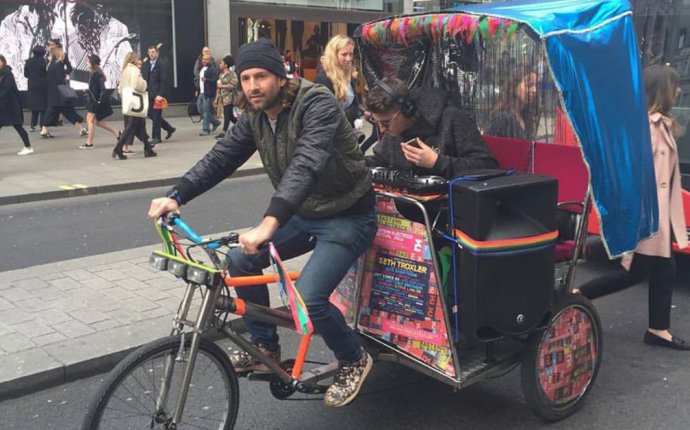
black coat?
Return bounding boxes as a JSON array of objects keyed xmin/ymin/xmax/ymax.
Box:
[
  {"xmin": 24, "ymin": 56, "xmax": 48, "ymax": 111},
  {"xmin": 366, "ymin": 88, "xmax": 498, "ymax": 177},
  {"xmin": 86, "ymin": 72, "xmax": 105, "ymax": 112},
  {"xmin": 0, "ymin": 66, "xmax": 24, "ymax": 126},
  {"xmin": 142, "ymin": 57, "xmax": 171, "ymax": 99},
  {"xmin": 201, "ymin": 63, "xmax": 219, "ymax": 98},
  {"xmin": 314, "ymin": 69, "xmax": 360, "ymax": 126},
  {"xmin": 46, "ymin": 60, "xmax": 70, "ymax": 108}
]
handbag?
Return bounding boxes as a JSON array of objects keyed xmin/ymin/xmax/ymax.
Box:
[
  {"xmin": 57, "ymin": 84, "xmax": 78, "ymax": 103},
  {"xmin": 121, "ymin": 87, "xmax": 149, "ymax": 118},
  {"xmin": 153, "ymin": 97, "xmax": 169, "ymax": 110},
  {"xmin": 187, "ymin": 98, "xmax": 202, "ymax": 123},
  {"xmin": 89, "ymin": 89, "xmax": 114, "ymax": 121}
]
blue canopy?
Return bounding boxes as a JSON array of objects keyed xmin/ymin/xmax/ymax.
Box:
[{"xmin": 450, "ymin": 0, "xmax": 658, "ymax": 257}]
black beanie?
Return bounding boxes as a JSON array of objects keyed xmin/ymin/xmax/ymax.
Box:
[{"xmin": 235, "ymin": 39, "xmax": 286, "ymax": 79}]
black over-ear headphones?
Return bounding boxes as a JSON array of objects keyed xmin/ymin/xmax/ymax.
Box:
[{"xmin": 375, "ymin": 80, "xmax": 417, "ymax": 118}]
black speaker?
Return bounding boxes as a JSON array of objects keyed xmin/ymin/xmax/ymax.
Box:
[{"xmin": 450, "ymin": 172, "xmax": 558, "ymax": 346}]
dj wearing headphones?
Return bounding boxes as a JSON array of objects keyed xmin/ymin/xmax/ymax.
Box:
[{"xmin": 364, "ymin": 76, "xmax": 497, "ymax": 177}]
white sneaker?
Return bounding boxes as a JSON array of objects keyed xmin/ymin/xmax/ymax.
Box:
[{"xmin": 17, "ymin": 147, "xmax": 34, "ymax": 156}]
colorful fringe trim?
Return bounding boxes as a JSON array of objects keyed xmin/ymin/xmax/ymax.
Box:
[
  {"xmin": 269, "ymin": 243, "xmax": 314, "ymax": 335},
  {"xmin": 360, "ymin": 13, "xmax": 519, "ymax": 47},
  {"xmin": 453, "ymin": 229, "xmax": 558, "ymax": 256}
]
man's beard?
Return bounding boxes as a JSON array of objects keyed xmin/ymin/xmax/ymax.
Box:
[{"xmin": 247, "ymin": 89, "xmax": 281, "ymax": 112}]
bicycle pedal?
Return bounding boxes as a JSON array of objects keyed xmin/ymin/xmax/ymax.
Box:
[
  {"xmin": 296, "ymin": 383, "xmax": 329, "ymax": 395},
  {"xmin": 246, "ymin": 372, "xmax": 273, "ymax": 382}
]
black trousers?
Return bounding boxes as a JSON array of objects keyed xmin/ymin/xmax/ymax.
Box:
[
  {"xmin": 115, "ymin": 116, "xmax": 151, "ymax": 153},
  {"xmin": 0, "ymin": 125, "xmax": 31, "ymax": 148},
  {"xmin": 148, "ymin": 101, "xmax": 173, "ymax": 140},
  {"xmin": 579, "ymin": 253, "xmax": 676, "ymax": 330},
  {"xmin": 122, "ymin": 116, "xmax": 149, "ymax": 146},
  {"xmin": 222, "ymin": 104, "xmax": 237, "ymax": 131},
  {"xmin": 43, "ymin": 105, "xmax": 83, "ymax": 127},
  {"xmin": 30, "ymin": 110, "xmax": 44, "ymax": 128}
]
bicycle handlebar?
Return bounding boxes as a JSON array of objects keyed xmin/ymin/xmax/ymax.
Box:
[{"xmin": 163, "ymin": 213, "xmax": 238, "ymax": 250}]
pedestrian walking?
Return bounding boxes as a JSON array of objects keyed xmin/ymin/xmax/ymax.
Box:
[
  {"xmin": 80, "ymin": 54, "xmax": 118, "ymax": 149},
  {"xmin": 113, "ymin": 52, "xmax": 156, "ymax": 160},
  {"xmin": 578, "ymin": 65, "xmax": 690, "ymax": 350},
  {"xmin": 142, "ymin": 45, "xmax": 175, "ymax": 145},
  {"xmin": 193, "ymin": 46, "xmax": 213, "ymax": 93},
  {"xmin": 0, "ymin": 55, "xmax": 33, "ymax": 155},
  {"xmin": 41, "ymin": 45, "xmax": 87, "ymax": 139},
  {"xmin": 215, "ymin": 54, "xmax": 238, "ymax": 139},
  {"xmin": 197, "ymin": 53, "xmax": 220, "ymax": 136},
  {"xmin": 24, "ymin": 45, "xmax": 47, "ymax": 132}
]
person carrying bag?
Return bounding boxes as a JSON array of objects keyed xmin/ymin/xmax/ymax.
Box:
[
  {"xmin": 112, "ymin": 52, "xmax": 156, "ymax": 160},
  {"xmin": 80, "ymin": 55, "xmax": 118, "ymax": 149}
]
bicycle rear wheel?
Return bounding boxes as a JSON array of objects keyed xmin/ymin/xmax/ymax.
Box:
[{"xmin": 82, "ymin": 335, "xmax": 239, "ymax": 430}]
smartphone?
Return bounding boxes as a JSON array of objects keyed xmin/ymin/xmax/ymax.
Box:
[{"xmin": 403, "ymin": 138, "xmax": 420, "ymax": 148}]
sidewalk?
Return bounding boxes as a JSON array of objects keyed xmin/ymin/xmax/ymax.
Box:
[
  {"xmin": 0, "ymin": 116, "xmax": 265, "ymax": 205},
  {"xmin": 0, "ymin": 115, "xmax": 274, "ymax": 400},
  {"xmin": 0, "ymin": 238, "xmax": 309, "ymax": 400}
]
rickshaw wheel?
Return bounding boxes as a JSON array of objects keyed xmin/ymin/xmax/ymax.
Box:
[
  {"xmin": 269, "ymin": 359, "xmax": 296, "ymax": 400},
  {"xmin": 521, "ymin": 293, "xmax": 602, "ymax": 421}
]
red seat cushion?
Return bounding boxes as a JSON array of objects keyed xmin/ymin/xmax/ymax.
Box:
[{"xmin": 484, "ymin": 135, "xmax": 531, "ymax": 172}]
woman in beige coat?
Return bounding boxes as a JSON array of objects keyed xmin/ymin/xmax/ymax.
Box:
[
  {"xmin": 113, "ymin": 52, "xmax": 156, "ymax": 159},
  {"xmin": 580, "ymin": 65, "xmax": 689, "ymax": 350}
]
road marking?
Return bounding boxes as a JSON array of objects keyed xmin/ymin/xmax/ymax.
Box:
[
  {"xmin": 59, "ymin": 185, "xmax": 75, "ymax": 191},
  {"xmin": 73, "ymin": 184, "xmax": 88, "ymax": 189}
]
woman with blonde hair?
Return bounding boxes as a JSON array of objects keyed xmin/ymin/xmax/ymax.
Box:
[
  {"xmin": 112, "ymin": 52, "xmax": 156, "ymax": 159},
  {"xmin": 315, "ymin": 34, "xmax": 360, "ymax": 125},
  {"xmin": 41, "ymin": 44, "xmax": 87, "ymax": 139}
]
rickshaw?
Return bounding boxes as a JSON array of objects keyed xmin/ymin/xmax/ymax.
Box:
[{"xmin": 82, "ymin": 0, "xmax": 659, "ymax": 428}]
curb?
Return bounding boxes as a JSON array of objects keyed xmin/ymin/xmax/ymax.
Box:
[
  {"xmin": 0, "ymin": 318, "xmax": 248, "ymax": 401},
  {"xmin": 0, "ymin": 167, "xmax": 265, "ymax": 207}
]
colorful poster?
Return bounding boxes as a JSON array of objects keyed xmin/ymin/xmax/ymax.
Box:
[
  {"xmin": 357, "ymin": 196, "xmax": 456, "ymax": 377},
  {"xmin": 370, "ymin": 253, "xmax": 430, "ymax": 320},
  {"xmin": 537, "ymin": 307, "xmax": 597, "ymax": 404}
]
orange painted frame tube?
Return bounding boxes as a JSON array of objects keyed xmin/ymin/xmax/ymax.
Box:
[
  {"xmin": 224, "ymin": 272, "xmax": 300, "ymax": 287},
  {"xmin": 291, "ymin": 334, "xmax": 312, "ymax": 378}
]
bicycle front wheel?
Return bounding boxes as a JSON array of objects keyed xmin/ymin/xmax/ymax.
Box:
[{"xmin": 83, "ymin": 335, "xmax": 239, "ymax": 430}]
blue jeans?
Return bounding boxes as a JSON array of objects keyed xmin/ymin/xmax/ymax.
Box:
[
  {"xmin": 226, "ymin": 210, "xmax": 377, "ymax": 364},
  {"xmin": 197, "ymin": 93, "xmax": 220, "ymax": 133}
]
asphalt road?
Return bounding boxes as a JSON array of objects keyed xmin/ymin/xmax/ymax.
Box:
[
  {"xmin": 3, "ymin": 176, "xmax": 690, "ymax": 429},
  {"xmin": 1, "ymin": 273, "xmax": 690, "ymax": 429},
  {"xmin": 0, "ymin": 176, "xmax": 275, "ymax": 272}
]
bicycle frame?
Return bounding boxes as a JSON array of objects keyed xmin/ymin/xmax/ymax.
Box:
[{"xmin": 149, "ymin": 216, "xmax": 337, "ymax": 426}]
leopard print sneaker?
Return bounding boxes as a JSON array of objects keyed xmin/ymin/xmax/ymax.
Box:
[
  {"xmin": 323, "ymin": 350, "xmax": 373, "ymax": 407},
  {"xmin": 230, "ymin": 343, "xmax": 281, "ymax": 373}
]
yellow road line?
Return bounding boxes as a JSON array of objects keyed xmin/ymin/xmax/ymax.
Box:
[{"xmin": 58, "ymin": 185, "xmax": 75, "ymax": 191}]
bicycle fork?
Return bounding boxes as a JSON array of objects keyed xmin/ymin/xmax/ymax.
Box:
[{"xmin": 152, "ymin": 282, "xmax": 223, "ymax": 427}]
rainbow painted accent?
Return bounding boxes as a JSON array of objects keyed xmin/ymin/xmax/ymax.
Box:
[
  {"xmin": 269, "ymin": 243, "xmax": 314, "ymax": 335},
  {"xmin": 453, "ymin": 229, "xmax": 558, "ymax": 256},
  {"xmin": 360, "ymin": 13, "xmax": 519, "ymax": 47}
]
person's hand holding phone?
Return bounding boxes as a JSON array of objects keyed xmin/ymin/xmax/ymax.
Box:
[{"xmin": 400, "ymin": 137, "xmax": 438, "ymax": 168}]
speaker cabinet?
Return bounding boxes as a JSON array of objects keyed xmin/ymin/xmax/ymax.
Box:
[{"xmin": 450, "ymin": 172, "xmax": 558, "ymax": 345}]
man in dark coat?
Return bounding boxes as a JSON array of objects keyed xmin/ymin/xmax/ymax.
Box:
[
  {"xmin": 196, "ymin": 53, "xmax": 221, "ymax": 135},
  {"xmin": 24, "ymin": 46, "xmax": 48, "ymax": 132},
  {"xmin": 0, "ymin": 56, "xmax": 33, "ymax": 154},
  {"xmin": 148, "ymin": 40, "xmax": 376, "ymax": 408},
  {"xmin": 142, "ymin": 45, "xmax": 175, "ymax": 144},
  {"xmin": 365, "ymin": 76, "xmax": 498, "ymax": 178}
]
